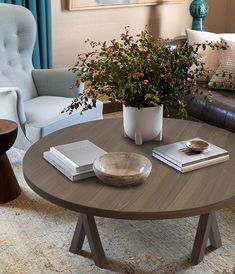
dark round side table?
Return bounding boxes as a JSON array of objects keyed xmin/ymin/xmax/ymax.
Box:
[{"xmin": 0, "ymin": 119, "xmax": 21, "ymax": 203}]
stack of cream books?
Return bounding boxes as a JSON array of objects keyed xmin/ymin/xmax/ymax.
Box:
[
  {"xmin": 152, "ymin": 138, "xmax": 229, "ymax": 173},
  {"xmin": 43, "ymin": 140, "xmax": 106, "ymax": 181}
]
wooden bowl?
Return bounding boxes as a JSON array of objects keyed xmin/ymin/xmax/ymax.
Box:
[{"xmin": 93, "ymin": 152, "xmax": 152, "ymax": 187}]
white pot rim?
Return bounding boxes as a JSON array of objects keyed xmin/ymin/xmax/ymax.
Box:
[{"xmin": 123, "ymin": 104, "xmax": 163, "ymax": 109}]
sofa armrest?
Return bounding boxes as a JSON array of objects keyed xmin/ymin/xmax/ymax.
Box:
[
  {"xmin": 32, "ymin": 68, "xmax": 84, "ymax": 98},
  {"xmin": 165, "ymin": 35, "xmax": 187, "ymax": 50},
  {"xmin": 0, "ymin": 87, "xmax": 26, "ymax": 125}
]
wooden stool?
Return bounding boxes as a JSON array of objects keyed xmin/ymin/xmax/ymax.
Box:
[{"xmin": 0, "ymin": 119, "xmax": 21, "ymax": 203}]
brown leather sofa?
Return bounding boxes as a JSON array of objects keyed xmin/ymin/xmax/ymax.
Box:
[
  {"xmin": 169, "ymin": 37, "xmax": 235, "ymax": 133},
  {"xmin": 185, "ymin": 88, "xmax": 235, "ymax": 133}
]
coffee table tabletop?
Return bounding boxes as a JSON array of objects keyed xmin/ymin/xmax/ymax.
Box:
[{"xmin": 23, "ymin": 118, "xmax": 235, "ymax": 268}]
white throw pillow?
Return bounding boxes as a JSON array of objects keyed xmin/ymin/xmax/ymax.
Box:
[
  {"xmin": 220, "ymin": 33, "xmax": 235, "ymax": 42},
  {"xmin": 186, "ymin": 29, "xmax": 220, "ymax": 77},
  {"xmin": 209, "ymin": 38, "xmax": 235, "ymax": 90}
]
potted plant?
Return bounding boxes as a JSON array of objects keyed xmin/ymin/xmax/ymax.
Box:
[{"xmin": 64, "ymin": 27, "xmax": 227, "ymax": 145}]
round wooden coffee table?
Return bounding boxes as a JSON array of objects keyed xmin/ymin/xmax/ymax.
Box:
[
  {"xmin": 23, "ymin": 118, "xmax": 235, "ymax": 268},
  {"xmin": 0, "ymin": 119, "xmax": 21, "ymax": 203}
]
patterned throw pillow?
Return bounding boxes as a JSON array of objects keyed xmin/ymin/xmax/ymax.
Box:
[{"xmin": 209, "ymin": 39, "xmax": 235, "ymax": 90}]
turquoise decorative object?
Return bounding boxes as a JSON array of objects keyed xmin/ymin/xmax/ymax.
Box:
[{"xmin": 190, "ymin": 0, "xmax": 208, "ymax": 31}]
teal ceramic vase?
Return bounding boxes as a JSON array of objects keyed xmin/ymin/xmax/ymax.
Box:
[{"xmin": 190, "ymin": 0, "xmax": 208, "ymax": 31}]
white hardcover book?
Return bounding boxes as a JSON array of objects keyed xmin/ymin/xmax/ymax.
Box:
[
  {"xmin": 152, "ymin": 152, "xmax": 229, "ymax": 173},
  {"xmin": 152, "ymin": 138, "xmax": 229, "ymax": 169},
  {"xmin": 50, "ymin": 140, "xmax": 107, "ymax": 173},
  {"xmin": 43, "ymin": 151, "xmax": 95, "ymax": 181}
]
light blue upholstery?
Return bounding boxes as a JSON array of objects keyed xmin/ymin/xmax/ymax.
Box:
[
  {"xmin": 0, "ymin": 4, "xmax": 37, "ymax": 101},
  {"xmin": 0, "ymin": 0, "xmax": 53, "ymax": 69},
  {"xmin": 24, "ymin": 96, "xmax": 103, "ymax": 143},
  {"xmin": 0, "ymin": 4, "xmax": 103, "ymax": 150}
]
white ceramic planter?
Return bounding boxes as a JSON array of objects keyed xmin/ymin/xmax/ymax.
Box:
[{"xmin": 123, "ymin": 105, "xmax": 163, "ymax": 145}]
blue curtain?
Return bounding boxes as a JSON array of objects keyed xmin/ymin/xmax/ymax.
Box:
[{"xmin": 0, "ymin": 0, "xmax": 52, "ymax": 69}]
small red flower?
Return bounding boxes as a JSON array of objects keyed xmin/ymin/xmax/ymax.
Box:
[
  {"xmin": 142, "ymin": 79, "xmax": 149, "ymax": 85},
  {"xmin": 108, "ymin": 52, "xmax": 113, "ymax": 59},
  {"xmin": 135, "ymin": 72, "xmax": 145, "ymax": 78},
  {"xmin": 118, "ymin": 99, "xmax": 126, "ymax": 104},
  {"xmin": 146, "ymin": 53, "xmax": 151, "ymax": 61}
]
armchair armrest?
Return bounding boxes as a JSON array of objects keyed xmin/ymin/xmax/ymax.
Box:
[
  {"xmin": 32, "ymin": 68, "xmax": 84, "ymax": 98},
  {"xmin": 0, "ymin": 87, "xmax": 32, "ymax": 150},
  {"xmin": 0, "ymin": 87, "xmax": 26, "ymax": 125}
]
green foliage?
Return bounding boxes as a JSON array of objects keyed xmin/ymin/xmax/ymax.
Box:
[{"xmin": 64, "ymin": 27, "xmax": 228, "ymax": 118}]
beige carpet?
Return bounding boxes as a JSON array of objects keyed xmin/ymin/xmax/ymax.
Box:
[{"xmin": 0, "ymin": 148, "xmax": 234, "ymax": 274}]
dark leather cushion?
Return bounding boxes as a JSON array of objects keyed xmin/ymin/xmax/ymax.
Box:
[{"xmin": 186, "ymin": 88, "xmax": 235, "ymax": 132}]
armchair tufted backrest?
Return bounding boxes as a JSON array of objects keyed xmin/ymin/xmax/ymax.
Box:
[{"xmin": 0, "ymin": 4, "xmax": 38, "ymax": 101}]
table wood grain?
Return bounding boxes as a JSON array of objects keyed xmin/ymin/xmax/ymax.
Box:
[
  {"xmin": 0, "ymin": 119, "xmax": 17, "ymax": 136},
  {"xmin": 23, "ymin": 118, "xmax": 235, "ymax": 220}
]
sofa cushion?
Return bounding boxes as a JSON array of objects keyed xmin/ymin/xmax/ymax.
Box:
[
  {"xmin": 220, "ymin": 34, "xmax": 235, "ymax": 42},
  {"xmin": 24, "ymin": 96, "xmax": 103, "ymax": 142},
  {"xmin": 186, "ymin": 29, "xmax": 220, "ymax": 78},
  {"xmin": 186, "ymin": 88, "xmax": 235, "ymax": 132},
  {"xmin": 209, "ymin": 39, "xmax": 235, "ymax": 90}
]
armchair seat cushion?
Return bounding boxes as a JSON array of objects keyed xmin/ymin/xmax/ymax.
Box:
[{"xmin": 24, "ymin": 96, "xmax": 103, "ymax": 142}]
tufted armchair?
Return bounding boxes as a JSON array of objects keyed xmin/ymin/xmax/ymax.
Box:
[{"xmin": 0, "ymin": 4, "xmax": 103, "ymax": 150}]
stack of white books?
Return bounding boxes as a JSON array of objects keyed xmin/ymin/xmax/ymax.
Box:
[
  {"xmin": 152, "ymin": 138, "xmax": 229, "ymax": 173},
  {"xmin": 43, "ymin": 140, "xmax": 107, "ymax": 181}
]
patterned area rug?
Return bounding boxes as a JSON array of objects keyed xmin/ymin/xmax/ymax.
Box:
[{"xmin": 0, "ymin": 148, "xmax": 234, "ymax": 274}]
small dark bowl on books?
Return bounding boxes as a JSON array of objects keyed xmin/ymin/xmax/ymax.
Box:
[
  {"xmin": 93, "ymin": 152, "xmax": 152, "ymax": 187},
  {"xmin": 186, "ymin": 140, "xmax": 209, "ymax": 152}
]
